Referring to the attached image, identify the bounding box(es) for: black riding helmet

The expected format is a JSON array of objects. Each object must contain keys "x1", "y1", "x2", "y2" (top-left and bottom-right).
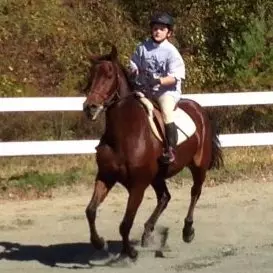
[{"x1": 150, "y1": 12, "x2": 174, "y2": 30}]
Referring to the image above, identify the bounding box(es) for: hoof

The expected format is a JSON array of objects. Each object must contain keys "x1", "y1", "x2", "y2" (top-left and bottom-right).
[
  {"x1": 155, "y1": 250, "x2": 165, "y2": 258},
  {"x1": 122, "y1": 246, "x2": 138, "y2": 260},
  {"x1": 91, "y1": 236, "x2": 106, "y2": 250},
  {"x1": 182, "y1": 227, "x2": 195, "y2": 243},
  {"x1": 141, "y1": 231, "x2": 154, "y2": 247},
  {"x1": 129, "y1": 247, "x2": 138, "y2": 260}
]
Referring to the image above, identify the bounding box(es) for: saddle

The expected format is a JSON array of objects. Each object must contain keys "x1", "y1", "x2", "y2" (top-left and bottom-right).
[{"x1": 135, "y1": 92, "x2": 196, "y2": 145}]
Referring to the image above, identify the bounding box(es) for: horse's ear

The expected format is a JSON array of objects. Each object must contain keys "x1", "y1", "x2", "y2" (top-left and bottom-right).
[
  {"x1": 89, "y1": 54, "x2": 100, "y2": 64},
  {"x1": 110, "y1": 45, "x2": 118, "y2": 61}
]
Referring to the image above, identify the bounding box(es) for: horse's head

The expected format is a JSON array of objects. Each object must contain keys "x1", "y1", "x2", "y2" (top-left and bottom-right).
[{"x1": 83, "y1": 45, "x2": 120, "y2": 120}]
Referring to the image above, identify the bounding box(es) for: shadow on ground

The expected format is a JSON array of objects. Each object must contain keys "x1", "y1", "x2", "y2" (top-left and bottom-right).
[{"x1": 0, "y1": 240, "x2": 139, "y2": 268}]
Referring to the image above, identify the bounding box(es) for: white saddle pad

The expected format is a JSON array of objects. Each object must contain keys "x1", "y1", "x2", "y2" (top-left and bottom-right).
[
  {"x1": 173, "y1": 107, "x2": 196, "y2": 145},
  {"x1": 138, "y1": 95, "x2": 196, "y2": 145}
]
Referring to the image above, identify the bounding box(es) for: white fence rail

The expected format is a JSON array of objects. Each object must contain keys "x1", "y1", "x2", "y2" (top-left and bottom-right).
[
  {"x1": 1, "y1": 92, "x2": 273, "y2": 156},
  {"x1": 1, "y1": 91, "x2": 273, "y2": 112}
]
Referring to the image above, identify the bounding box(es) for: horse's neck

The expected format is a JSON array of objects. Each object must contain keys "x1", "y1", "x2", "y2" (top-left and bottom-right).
[
  {"x1": 105, "y1": 95, "x2": 146, "y2": 140},
  {"x1": 106, "y1": 65, "x2": 143, "y2": 124},
  {"x1": 105, "y1": 69, "x2": 147, "y2": 143}
]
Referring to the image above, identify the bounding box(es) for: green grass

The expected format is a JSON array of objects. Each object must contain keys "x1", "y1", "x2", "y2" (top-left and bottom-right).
[
  {"x1": 0, "y1": 155, "x2": 97, "y2": 199},
  {"x1": 7, "y1": 169, "x2": 81, "y2": 192},
  {"x1": 0, "y1": 169, "x2": 84, "y2": 199}
]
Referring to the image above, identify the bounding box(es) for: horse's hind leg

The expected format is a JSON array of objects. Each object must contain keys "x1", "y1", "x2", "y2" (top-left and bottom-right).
[
  {"x1": 141, "y1": 178, "x2": 171, "y2": 247},
  {"x1": 182, "y1": 165, "x2": 206, "y2": 243},
  {"x1": 85, "y1": 177, "x2": 114, "y2": 250}
]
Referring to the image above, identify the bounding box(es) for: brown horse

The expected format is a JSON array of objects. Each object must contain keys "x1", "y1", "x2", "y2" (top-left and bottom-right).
[{"x1": 82, "y1": 45, "x2": 223, "y2": 259}]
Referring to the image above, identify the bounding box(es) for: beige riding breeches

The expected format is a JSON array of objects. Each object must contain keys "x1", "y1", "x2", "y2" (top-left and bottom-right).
[
  {"x1": 135, "y1": 91, "x2": 177, "y2": 124},
  {"x1": 156, "y1": 93, "x2": 176, "y2": 124}
]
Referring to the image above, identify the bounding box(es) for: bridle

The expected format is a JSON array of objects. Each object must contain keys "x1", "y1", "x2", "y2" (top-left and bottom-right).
[{"x1": 85, "y1": 61, "x2": 133, "y2": 119}]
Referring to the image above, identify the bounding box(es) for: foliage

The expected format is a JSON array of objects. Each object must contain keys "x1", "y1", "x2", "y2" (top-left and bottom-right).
[
  {"x1": 0, "y1": 0, "x2": 273, "y2": 141},
  {"x1": 0, "y1": 0, "x2": 137, "y2": 97},
  {"x1": 225, "y1": 3, "x2": 273, "y2": 89}
]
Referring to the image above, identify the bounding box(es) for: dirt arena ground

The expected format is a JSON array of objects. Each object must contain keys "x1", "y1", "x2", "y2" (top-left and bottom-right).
[{"x1": 1, "y1": 179, "x2": 273, "y2": 272}]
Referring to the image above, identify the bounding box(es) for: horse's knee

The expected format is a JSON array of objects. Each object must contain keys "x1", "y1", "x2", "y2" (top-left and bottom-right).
[
  {"x1": 191, "y1": 185, "x2": 202, "y2": 197},
  {"x1": 158, "y1": 192, "x2": 171, "y2": 211},
  {"x1": 85, "y1": 203, "x2": 96, "y2": 221},
  {"x1": 162, "y1": 191, "x2": 171, "y2": 203}
]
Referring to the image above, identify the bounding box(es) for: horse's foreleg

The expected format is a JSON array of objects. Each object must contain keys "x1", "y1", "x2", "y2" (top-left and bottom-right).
[
  {"x1": 85, "y1": 178, "x2": 114, "y2": 250},
  {"x1": 119, "y1": 185, "x2": 146, "y2": 259},
  {"x1": 183, "y1": 165, "x2": 206, "y2": 243},
  {"x1": 141, "y1": 178, "x2": 171, "y2": 247}
]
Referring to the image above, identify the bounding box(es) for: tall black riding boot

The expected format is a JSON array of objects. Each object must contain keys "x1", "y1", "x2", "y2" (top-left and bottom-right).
[{"x1": 161, "y1": 122, "x2": 178, "y2": 164}]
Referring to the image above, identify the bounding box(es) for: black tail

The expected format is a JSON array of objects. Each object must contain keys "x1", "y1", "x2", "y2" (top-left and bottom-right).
[{"x1": 208, "y1": 113, "x2": 224, "y2": 170}]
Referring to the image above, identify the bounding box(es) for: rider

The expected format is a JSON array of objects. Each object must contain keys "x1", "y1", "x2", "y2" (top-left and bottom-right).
[{"x1": 129, "y1": 12, "x2": 186, "y2": 164}]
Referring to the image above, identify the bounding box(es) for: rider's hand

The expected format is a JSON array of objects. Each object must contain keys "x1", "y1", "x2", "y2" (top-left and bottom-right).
[
  {"x1": 146, "y1": 73, "x2": 161, "y2": 88},
  {"x1": 149, "y1": 77, "x2": 161, "y2": 88}
]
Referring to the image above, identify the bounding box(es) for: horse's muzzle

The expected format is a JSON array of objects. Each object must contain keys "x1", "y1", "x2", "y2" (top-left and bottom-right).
[{"x1": 83, "y1": 103, "x2": 104, "y2": 121}]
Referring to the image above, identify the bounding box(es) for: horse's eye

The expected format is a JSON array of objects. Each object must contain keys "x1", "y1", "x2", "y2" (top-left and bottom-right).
[{"x1": 106, "y1": 71, "x2": 114, "y2": 79}]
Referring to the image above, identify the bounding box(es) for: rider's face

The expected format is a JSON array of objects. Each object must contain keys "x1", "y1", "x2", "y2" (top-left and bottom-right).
[{"x1": 151, "y1": 24, "x2": 171, "y2": 43}]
